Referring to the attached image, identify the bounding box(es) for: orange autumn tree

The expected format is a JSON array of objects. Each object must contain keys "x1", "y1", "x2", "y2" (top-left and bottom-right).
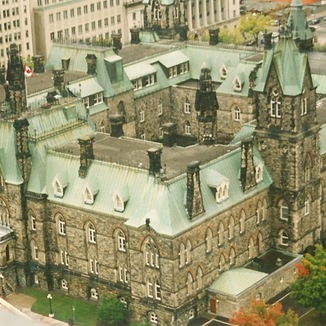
[{"x1": 229, "y1": 300, "x2": 298, "y2": 326}]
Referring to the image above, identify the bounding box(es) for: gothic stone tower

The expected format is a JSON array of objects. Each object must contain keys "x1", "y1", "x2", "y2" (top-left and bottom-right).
[
  {"x1": 253, "y1": 36, "x2": 321, "y2": 253},
  {"x1": 6, "y1": 43, "x2": 27, "y2": 117},
  {"x1": 195, "y1": 63, "x2": 218, "y2": 144}
]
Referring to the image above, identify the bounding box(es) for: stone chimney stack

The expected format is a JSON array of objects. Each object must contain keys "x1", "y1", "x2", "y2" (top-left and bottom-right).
[
  {"x1": 86, "y1": 54, "x2": 97, "y2": 75},
  {"x1": 186, "y1": 161, "x2": 205, "y2": 219},
  {"x1": 147, "y1": 148, "x2": 162, "y2": 176},
  {"x1": 112, "y1": 34, "x2": 122, "y2": 53},
  {"x1": 32, "y1": 55, "x2": 45, "y2": 73},
  {"x1": 78, "y1": 135, "x2": 95, "y2": 178},
  {"x1": 209, "y1": 28, "x2": 219, "y2": 45},
  {"x1": 263, "y1": 32, "x2": 272, "y2": 50},
  {"x1": 13, "y1": 118, "x2": 32, "y2": 187},
  {"x1": 53, "y1": 69, "x2": 65, "y2": 93},
  {"x1": 240, "y1": 138, "x2": 256, "y2": 192},
  {"x1": 130, "y1": 28, "x2": 140, "y2": 44},
  {"x1": 109, "y1": 114, "x2": 124, "y2": 137}
]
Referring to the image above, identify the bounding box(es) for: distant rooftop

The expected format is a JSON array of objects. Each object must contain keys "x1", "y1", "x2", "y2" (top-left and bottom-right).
[{"x1": 53, "y1": 133, "x2": 237, "y2": 180}]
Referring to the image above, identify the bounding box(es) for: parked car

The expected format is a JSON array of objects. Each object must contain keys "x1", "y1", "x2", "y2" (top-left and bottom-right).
[{"x1": 310, "y1": 18, "x2": 320, "y2": 25}]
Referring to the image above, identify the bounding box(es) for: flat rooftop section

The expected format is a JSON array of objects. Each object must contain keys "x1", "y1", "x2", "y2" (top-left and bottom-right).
[
  {"x1": 54, "y1": 133, "x2": 237, "y2": 180},
  {"x1": 245, "y1": 249, "x2": 299, "y2": 274},
  {"x1": 0, "y1": 70, "x2": 87, "y2": 103}
]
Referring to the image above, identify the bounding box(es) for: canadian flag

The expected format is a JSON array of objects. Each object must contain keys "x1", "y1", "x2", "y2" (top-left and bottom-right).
[{"x1": 23, "y1": 65, "x2": 33, "y2": 77}]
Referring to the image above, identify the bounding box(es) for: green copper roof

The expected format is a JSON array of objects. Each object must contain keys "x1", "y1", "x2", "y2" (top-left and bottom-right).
[
  {"x1": 0, "y1": 121, "x2": 24, "y2": 185},
  {"x1": 46, "y1": 44, "x2": 133, "y2": 98},
  {"x1": 208, "y1": 268, "x2": 268, "y2": 297},
  {"x1": 255, "y1": 38, "x2": 309, "y2": 96},
  {"x1": 230, "y1": 122, "x2": 256, "y2": 145},
  {"x1": 43, "y1": 138, "x2": 272, "y2": 237},
  {"x1": 27, "y1": 100, "x2": 94, "y2": 194}
]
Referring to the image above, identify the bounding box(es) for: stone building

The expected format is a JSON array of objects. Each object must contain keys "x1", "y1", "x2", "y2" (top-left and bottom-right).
[{"x1": 0, "y1": 28, "x2": 326, "y2": 326}]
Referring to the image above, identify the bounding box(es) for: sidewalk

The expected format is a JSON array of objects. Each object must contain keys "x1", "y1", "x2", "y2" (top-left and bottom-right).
[{"x1": 3, "y1": 293, "x2": 69, "y2": 326}]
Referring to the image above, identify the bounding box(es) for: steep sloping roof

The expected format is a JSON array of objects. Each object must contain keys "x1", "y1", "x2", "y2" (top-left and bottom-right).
[
  {"x1": 255, "y1": 38, "x2": 309, "y2": 95},
  {"x1": 0, "y1": 121, "x2": 24, "y2": 185},
  {"x1": 27, "y1": 100, "x2": 94, "y2": 194},
  {"x1": 42, "y1": 136, "x2": 273, "y2": 237}
]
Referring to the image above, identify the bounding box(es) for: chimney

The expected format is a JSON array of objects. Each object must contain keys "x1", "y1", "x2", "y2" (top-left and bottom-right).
[
  {"x1": 130, "y1": 28, "x2": 140, "y2": 44},
  {"x1": 0, "y1": 66, "x2": 6, "y2": 85},
  {"x1": 186, "y1": 161, "x2": 205, "y2": 219},
  {"x1": 32, "y1": 55, "x2": 45, "y2": 73},
  {"x1": 162, "y1": 123, "x2": 176, "y2": 147},
  {"x1": 263, "y1": 32, "x2": 272, "y2": 50},
  {"x1": 13, "y1": 118, "x2": 32, "y2": 187},
  {"x1": 240, "y1": 138, "x2": 256, "y2": 192},
  {"x1": 147, "y1": 148, "x2": 162, "y2": 176},
  {"x1": 112, "y1": 33, "x2": 122, "y2": 53},
  {"x1": 78, "y1": 135, "x2": 95, "y2": 178},
  {"x1": 109, "y1": 114, "x2": 124, "y2": 137},
  {"x1": 85, "y1": 54, "x2": 97, "y2": 75},
  {"x1": 52, "y1": 69, "x2": 65, "y2": 93},
  {"x1": 209, "y1": 28, "x2": 219, "y2": 45}
]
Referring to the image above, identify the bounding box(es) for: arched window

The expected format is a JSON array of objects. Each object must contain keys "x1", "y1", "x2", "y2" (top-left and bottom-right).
[
  {"x1": 257, "y1": 232, "x2": 263, "y2": 254},
  {"x1": 61, "y1": 279, "x2": 68, "y2": 290},
  {"x1": 219, "y1": 254, "x2": 226, "y2": 271},
  {"x1": 187, "y1": 273, "x2": 193, "y2": 296},
  {"x1": 5, "y1": 245, "x2": 10, "y2": 262},
  {"x1": 184, "y1": 97, "x2": 191, "y2": 113},
  {"x1": 270, "y1": 89, "x2": 282, "y2": 118},
  {"x1": 148, "y1": 311, "x2": 158, "y2": 324},
  {"x1": 229, "y1": 247, "x2": 236, "y2": 266},
  {"x1": 185, "y1": 239, "x2": 192, "y2": 264},
  {"x1": 185, "y1": 120, "x2": 191, "y2": 135},
  {"x1": 144, "y1": 238, "x2": 160, "y2": 268},
  {"x1": 87, "y1": 222, "x2": 96, "y2": 243},
  {"x1": 279, "y1": 199, "x2": 289, "y2": 221},
  {"x1": 304, "y1": 154, "x2": 312, "y2": 182},
  {"x1": 206, "y1": 228, "x2": 213, "y2": 253},
  {"x1": 217, "y1": 222, "x2": 224, "y2": 246},
  {"x1": 279, "y1": 230, "x2": 289, "y2": 246},
  {"x1": 256, "y1": 200, "x2": 262, "y2": 224},
  {"x1": 117, "y1": 230, "x2": 126, "y2": 251},
  {"x1": 248, "y1": 237, "x2": 255, "y2": 259},
  {"x1": 0, "y1": 199, "x2": 10, "y2": 226},
  {"x1": 228, "y1": 216, "x2": 235, "y2": 240},
  {"x1": 179, "y1": 242, "x2": 185, "y2": 267},
  {"x1": 262, "y1": 198, "x2": 267, "y2": 221},
  {"x1": 154, "y1": 280, "x2": 161, "y2": 300},
  {"x1": 58, "y1": 214, "x2": 66, "y2": 235},
  {"x1": 239, "y1": 210, "x2": 245, "y2": 234},
  {"x1": 31, "y1": 240, "x2": 39, "y2": 261},
  {"x1": 304, "y1": 196, "x2": 310, "y2": 215},
  {"x1": 234, "y1": 106, "x2": 241, "y2": 121},
  {"x1": 197, "y1": 267, "x2": 203, "y2": 290}
]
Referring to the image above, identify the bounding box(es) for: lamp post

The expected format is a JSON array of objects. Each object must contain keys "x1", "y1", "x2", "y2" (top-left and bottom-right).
[
  {"x1": 47, "y1": 294, "x2": 54, "y2": 317},
  {"x1": 72, "y1": 306, "x2": 75, "y2": 325}
]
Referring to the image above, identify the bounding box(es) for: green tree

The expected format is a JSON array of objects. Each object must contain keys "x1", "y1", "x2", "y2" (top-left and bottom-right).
[
  {"x1": 291, "y1": 244, "x2": 326, "y2": 316},
  {"x1": 219, "y1": 27, "x2": 245, "y2": 45},
  {"x1": 229, "y1": 300, "x2": 298, "y2": 326},
  {"x1": 238, "y1": 13, "x2": 271, "y2": 45},
  {"x1": 97, "y1": 296, "x2": 128, "y2": 326}
]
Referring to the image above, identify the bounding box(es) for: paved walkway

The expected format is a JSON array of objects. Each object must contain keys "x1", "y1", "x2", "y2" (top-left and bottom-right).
[{"x1": 3, "y1": 293, "x2": 69, "y2": 325}]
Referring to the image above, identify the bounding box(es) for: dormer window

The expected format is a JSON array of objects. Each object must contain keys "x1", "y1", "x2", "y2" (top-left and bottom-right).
[
  {"x1": 220, "y1": 64, "x2": 227, "y2": 79},
  {"x1": 83, "y1": 182, "x2": 99, "y2": 205},
  {"x1": 233, "y1": 77, "x2": 242, "y2": 92},
  {"x1": 113, "y1": 186, "x2": 129, "y2": 212},
  {"x1": 52, "y1": 174, "x2": 68, "y2": 198},
  {"x1": 255, "y1": 160, "x2": 264, "y2": 183},
  {"x1": 207, "y1": 170, "x2": 230, "y2": 203}
]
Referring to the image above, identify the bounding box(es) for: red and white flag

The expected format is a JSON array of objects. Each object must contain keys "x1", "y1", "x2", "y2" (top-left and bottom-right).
[{"x1": 24, "y1": 65, "x2": 33, "y2": 77}]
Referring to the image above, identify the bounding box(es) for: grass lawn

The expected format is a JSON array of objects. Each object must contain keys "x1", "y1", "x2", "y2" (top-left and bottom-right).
[
  {"x1": 299, "y1": 309, "x2": 325, "y2": 326},
  {"x1": 20, "y1": 288, "x2": 98, "y2": 326}
]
